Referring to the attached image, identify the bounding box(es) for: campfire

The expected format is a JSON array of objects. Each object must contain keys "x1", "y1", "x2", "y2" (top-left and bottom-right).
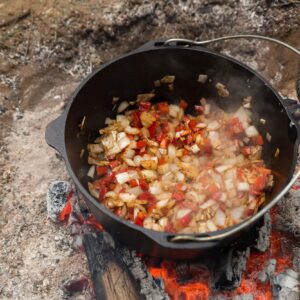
[{"x1": 47, "y1": 180, "x2": 299, "y2": 299}]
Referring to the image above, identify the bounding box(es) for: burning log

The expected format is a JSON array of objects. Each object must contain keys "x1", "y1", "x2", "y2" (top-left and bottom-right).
[{"x1": 83, "y1": 232, "x2": 169, "y2": 300}]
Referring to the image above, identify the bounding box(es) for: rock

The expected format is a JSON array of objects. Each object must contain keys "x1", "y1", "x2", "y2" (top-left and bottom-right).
[{"x1": 47, "y1": 181, "x2": 70, "y2": 222}]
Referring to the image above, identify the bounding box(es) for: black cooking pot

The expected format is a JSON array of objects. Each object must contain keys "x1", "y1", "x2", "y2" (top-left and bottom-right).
[{"x1": 46, "y1": 38, "x2": 300, "y2": 259}]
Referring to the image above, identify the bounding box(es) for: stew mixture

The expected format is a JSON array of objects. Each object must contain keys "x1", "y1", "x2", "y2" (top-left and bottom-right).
[{"x1": 87, "y1": 88, "x2": 273, "y2": 234}]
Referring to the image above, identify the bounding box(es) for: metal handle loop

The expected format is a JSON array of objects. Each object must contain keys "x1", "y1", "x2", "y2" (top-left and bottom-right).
[{"x1": 164, "y1": 34, "x2": 300, "y2": 100}]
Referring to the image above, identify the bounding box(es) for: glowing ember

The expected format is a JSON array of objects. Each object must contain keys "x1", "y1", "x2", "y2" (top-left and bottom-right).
[{"x1": 59, "y1": 191, "x2": 73, "y2": 221}]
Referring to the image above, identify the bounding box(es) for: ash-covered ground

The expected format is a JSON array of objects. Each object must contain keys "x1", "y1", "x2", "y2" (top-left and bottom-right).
[{"x1": 1, "y1": 0, "x2": 300, "y2": 299}]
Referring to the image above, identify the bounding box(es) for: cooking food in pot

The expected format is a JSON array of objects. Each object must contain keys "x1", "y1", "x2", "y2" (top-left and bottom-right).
[{"x1": 87, "y1": 90, "x2": 273, "y2": 234}]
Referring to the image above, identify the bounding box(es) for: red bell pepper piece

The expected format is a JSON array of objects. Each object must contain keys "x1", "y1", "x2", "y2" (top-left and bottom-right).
[
  {"x1": 161, "y1": 120, "x2": 169, "y2": 133},
  {"x1": 194, "y1": 105, "x2": 204, "y2": 114},
  {"x1": 136, "y1": 140, "x2": 147, "y2": 149},
  {"x1": 241, "y1": 146, "x2": 252, "y2": 156},
  {"x1": 131, "y1": 111, "x2": 142, "y2": 128},
  {"x1": 157, "y1": 102, "x2": 169, "y2": 114},
  {"x1": 172, "y1": 191, "x2": 185, "y2": 201},
  {"x1": 250, "y1": 175, "x2": 267, "y2": 195},
  {"x1": 252, "y1": 134, "x2": 264, "y2": 146},
  {"x1": 129, "y1": 179, "x2": 139, "y2": 187},
  {"x1": 178, "y1": 213, "x2": 192, "y2": 227},
  {"x1": 139, "y1": 179, "x2": 149, "y2": 191},
  {"x1": 188, "y1": 119, "x2": 197, "y2": 130},
  {"x1": 96, "y1": 166, "x2": 109, "y2": 177},
  {"x1": 160, "y1": 137, "x2": 168, "y2": 149},
  {"x1": 179, "y1": 99, "x2": 188, "y2": 110},
  {"x1": 139, "y1": 101, "x2": 151, "y2": 111},
  {"x1": 148, "y1": 122, "x2": 157, "y2": 138}
]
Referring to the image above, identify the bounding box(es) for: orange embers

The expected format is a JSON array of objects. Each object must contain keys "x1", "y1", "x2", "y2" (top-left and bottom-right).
[
  {"x1": 148, "y1": 262, "x2": 210, "y2": 300},
  {"x1": 59, "y1": 191, "x2": 73, "y2": 221},
  {"x1": 149, "y1": 226, "x2": 294, "y2": 299}
]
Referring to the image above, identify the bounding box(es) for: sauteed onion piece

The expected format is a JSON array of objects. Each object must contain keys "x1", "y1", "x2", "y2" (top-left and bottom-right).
[{"x1": 87, "y1": 94, "x2": 273, "y2": 234}]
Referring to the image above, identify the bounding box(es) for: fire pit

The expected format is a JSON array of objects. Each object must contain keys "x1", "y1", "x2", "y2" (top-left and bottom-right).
[{"x1": 47, "y1": 181, "x2": 299, "y2": 299}]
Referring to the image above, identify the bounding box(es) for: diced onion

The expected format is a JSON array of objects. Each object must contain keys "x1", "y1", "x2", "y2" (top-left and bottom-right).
[
  {"x1": 168, "y1": 144, "x2": 176, "y2": 158},
  {"x1": 117, "y1": 101, "x2": 130, "y2": 113},
  {"x1": 119, "y1": 193, "x2": 136, "y2": 201},
  {"x1": 206, "y1": 220, "x2": 217, "y2": 231},
  {"x1": 157, "y1": 199, "x2": 169, "y2": 208},
  {"x1": 169, "y1": 104, "x2": 179, "y2": 118},
  {"x1": 204, "y1": 104, "x2": 210, "y2": 115},
  {"x1": 197, "y1": 74, "x2": 208, "y2": 83},
  {"x1": 214, "y1": 209, "x2": 226, "y2": 227},
  {"x1": 215, "y1": 165, "x2": 232, "y2": 173},
  {"x1": 149, "y1": 181, "x2": 162, "y2": 195},
  {"x1": 200, "y1": 199, "x2": 215, "y2": 209},
  {"x1": 87, "y1": 165, "x2": 95, "y2": 178},
  {"x1": 177, "y1": 208, "x2": 191, "y2": 219},
  {"x1": 266, "y1": 132, "x2": 272, "y2": 142},
  {"x1": 190, "y1": 144, "x2": 200, "y2": 153},
  {"x1": 245, "y1": 126, "x2": 259, "y2": 138},
  {"x1": 237, "y1": 182, "x2": 250, "y2": 191},
  {"x1": 207, "y1": 121, "x2": 220, "y2": 131},
  {"x1": 118, "y1": 136, "x2": 131, "y2": 150},
  {"x1": 116, "y1": 172, "x2": 130, "y2": 184},
  {"x1": 230, "y1": 206, "x2": 246, "y2": 222},
  {"x1": 125, "y1": 126, "x2": 140, "y2": 135}
]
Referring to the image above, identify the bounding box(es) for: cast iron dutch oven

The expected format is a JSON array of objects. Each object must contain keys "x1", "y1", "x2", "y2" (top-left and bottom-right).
[{"x1": 46, "y1": 35, "x2": 300, "y2": 259}]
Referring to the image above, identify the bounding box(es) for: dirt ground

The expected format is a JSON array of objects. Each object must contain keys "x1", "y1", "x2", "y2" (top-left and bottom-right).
[{"x1": 1, "y1": 0, "x2": 300, "y2": 299}]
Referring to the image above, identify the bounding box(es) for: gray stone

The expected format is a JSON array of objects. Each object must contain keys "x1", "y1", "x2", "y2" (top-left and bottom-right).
[{"x1": 47, "y1": 181, "x2": 70, "y2": 222}]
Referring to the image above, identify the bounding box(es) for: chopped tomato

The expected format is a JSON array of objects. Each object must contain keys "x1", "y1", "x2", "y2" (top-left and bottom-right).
[
  {"x1": 184, "y1": 134, "x2": 193, "y2": 145},
  {"x1": 161, "y1": 120, "x2": 169, "y2": 133},
  {"x1": 188, "y1": 119, "x2": 197, "y2": 130},
  {"x1": 156, "y1": 132, "x2": 163, "y2": 142},
  {"x1": 177, "y1": 213, "x2": 192, "y2": 227},
  {"x1": 172, "y1": 191, "x2": 185, "y2": 201},
  {"x1": 129, "y1": 179, "x2": 139, "y2": 187},
  {"x1": 241, "y1": 146, "x2": 252, "y2": 156},
  {"x1": 207, "y1": 183, "x2": 220, "y2": 196},
  {"x1": 194, "y1": 105, "x2": 204, "y2": 114},
  {"x1": 139, "y1": 179, "x2": 149, "y2": 191},
  {"x1": 157, "y1": 102, "x2": 169, "y2": 114},
  {"x1": 96, "y1": 166, "x2": 109, "y2": 177},
  {"x1": 201, "y1": 138, "x2": 213, "y2": 155},
  {"x1": 252, "y1": 134, "x2": 264, "y2": 146},
  {"x1": 134, "y1": 216, "x2": 144, "y2": 226},
  {"x1": 98, "y1": 185, "x2": 108, "y2": 201},
  {"x1": 174, "y1": 183, "x2": 183, "y2": 191},
  {"x1": 175, "y1": 123, "x2": 185, "y2": 132},
  {"x1": 136, "y1": 140, "x2": 147, "y2": 149},
  {"x1": 148, "y1": 122, "x2": 157, "y2": 138},
  {"x1": 237, "y1": 168, "x2": 245, "y2": 181},
  {"x1": 254, "y1": 166, "x2": 271, "y2": 176},
  {"x1": 250, "y1": 175, "x2": 267, "y2": 194},
  {"x1": 160, "y1": 137, "x2": 168, "y2": 149},
  {"x1": 158, "y1": 157, "x2": 165, "y2": 165},
  {"x1": 131, "y1": 111, "x2": 142, "y2": 128},
  {"x1": 139, "y1": 101, "x2": 151, "y2": 111},
  {"x1": 165, "y1": 222, "x2": 176, "y2": 233},
  {"x1": 139, "y1": 191, "x2": 155, "y2": 201},
  {"x1": 227, "y1": 117, "x2": 244, "y2": 137},
  {"x1": 179, "y1": 99, "x2": 188, "y2": 110}
]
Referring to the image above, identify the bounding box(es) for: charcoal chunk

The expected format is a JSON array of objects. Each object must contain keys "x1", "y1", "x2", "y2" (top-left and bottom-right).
[{"x1": 47, "y1": 181, "x2": 70, "y2": 222}]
